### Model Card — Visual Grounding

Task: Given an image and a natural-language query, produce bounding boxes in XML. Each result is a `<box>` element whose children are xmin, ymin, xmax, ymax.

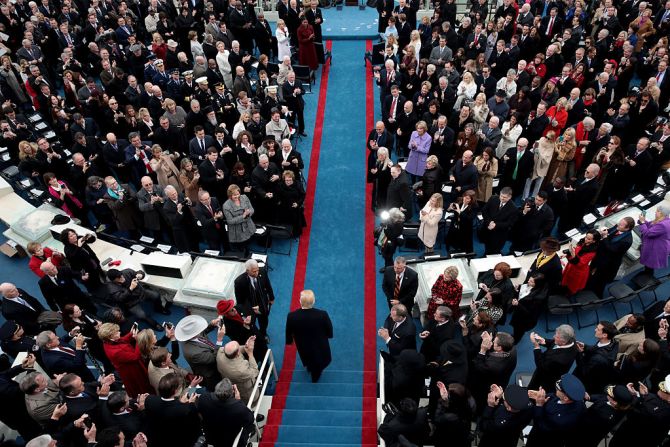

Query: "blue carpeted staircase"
<box><xmin>262</xmin><ymin>369</ymin><xmax>377</xmax><ymax>446</ymax></box>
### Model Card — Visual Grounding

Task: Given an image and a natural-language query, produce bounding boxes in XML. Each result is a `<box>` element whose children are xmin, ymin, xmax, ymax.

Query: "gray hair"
<box><xmin>245</xmin><ymin>259</ymin><xmax>259</xmax><ymax>271</ymax></box>
<box><xmin>388</xmin><ymin>207</ymin><xmax>405</xmax><ymax>223</ymax></box>
<box><xmin>555</xmin><ymin>324</ymin><xmax>575</xmax><ymax>344</ymax></box>
<box><xmin>26</xmin><ymin>435</ymin><xmax>54</xmax><ymax>447</ymax></box>
<box><xmin>600</xmin><ymin>122</ymin><xmax>613</xmax><ymax>133</ymax></box>
<box><xmin>164</xmin><ymin>185</ymin><xmax>177</xmax><ymax>194</ymax></box>
<box><xmin>36</xmin><ymin>331</ymin><xmax>53</xmax><ymax>349</ymax></box>
<box><xmin>583</xmin><ymin>117</ymin><xmax>595</xmax><ymax>129</ymax></box>
<box><xmin>214</xmin><ymin>377</ymin><xmax>235</xmax><ymax>400</ymax></box>
<box><xmin>435</xmin><ymin>306</ymin><xmax>452</xmax><ymax>320</ymax></box>
<box><xmin>19</xmin><ymin>372</ymin><xmax>42</xmax><ymax>394</ymax></box>
<box><xmin>657</xmin><ymin>205</ymin><xmax>670</xmax><ymax>217</ymax></box>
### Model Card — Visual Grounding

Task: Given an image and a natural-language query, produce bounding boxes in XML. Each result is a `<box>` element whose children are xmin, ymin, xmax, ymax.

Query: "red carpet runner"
<box><xmin>259</xmin><ymin>41</ymin><xmax>333</xmax><ymax>446</ymax></box>
<box><xmin>362</xmin><ymin>39</ymin><xmax>379</xmax><ymax>445</ymax></box>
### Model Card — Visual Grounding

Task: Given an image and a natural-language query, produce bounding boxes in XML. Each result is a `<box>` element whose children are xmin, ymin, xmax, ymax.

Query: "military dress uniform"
<box><xmin>194</xmin><ymin>84</ymin><xmax>214</xmax><ymax>109</ymax></box>
<box><xmin>479</xmin><ymin>384</ymin><xmax>534</xmax><ymax>447</ymax></box>
<box><xmin>180</xmin><ymin>72</ymin><xmax>196</xmax><ymax>106</ymax></box>
<box><xmin>166</xmin><ymin>70</ymin><xmax>183</xmax><ymax>103</ymax></box>
<box><xmin>213</xmin><ymin>88</ymin><xmax>240</xmax><ymax>129</ymax></box>
<box><xmin>567</xmin><ymin>388</ymin><xmax>631</xmax><ymax>447</ymax></box>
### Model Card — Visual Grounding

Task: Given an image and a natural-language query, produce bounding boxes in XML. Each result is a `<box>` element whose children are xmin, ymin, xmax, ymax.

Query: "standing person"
<box><xmin>304</xmin><ymin>0</ymin><xmax>323</xmax><ymax>43</ymax></box>
<box><xmin>561</xmin><ymin>230</ymin><xmax>601</xmax><ymax>295</ymax></box>
<box><xmin>386</xmin><ymin>164</ymin><xmax>413</xmax><ymax>219</ymax></box>
<box><xmin>585</xmin><ymin>217</ymin><xmax>635</xmax><ymax>296</ymax></box>
<box><xmin>297</xmin><ymin>18</ymin><xmax>318</xmax><ymax>71</ymax></box>
<box><xmin>524</xmin><ymin>237</ymin><xmax>563</xmax><ymax>294</ymax></box>
<box><xmin>446</xmin><ymin>190</ymin><xmax>477</xmax><ymax>254</ymax></box>
<box><xmin>637</xmin><ymin>206</ymin><xmax>670</xmax><ymax>274</ymax></box>
<box><xmin>405</xmin><ymin>121</ymin><xmax>432</xmax><ymax>180</ymax></box>
<box><xmin>175</xmin><ymin>315</ymin><xmax>227</xmax><ymax>391</ymax></box>
<box><xmin>480</xmin><ymin>187</ymin><xmax>518</xmax><ymax>255</ymax></box>
<box><xmin>418</xmin><ymin>193</ymin><xmax>443</xmax><ymax>254</ymax></box>
<box><xmin>509</xmin><ymin>274</ymin><xmax>549</xmax><ymax>343</ymax></box>
<box><xmin>60</xmin><ymin>228</ymin><xmax>105</xmax><ymax>293</ymax></box>
<box><xmin>285</xmin><ymin>290</ymin><xmax>333</xmax><ymax>383</ymax></box>
<box><xmin>478</xmin><ymin>384</ymin><xmax>533</xmax><ymax>447</ymax></box>
<box><xmin>382</xmin><ymin>257</ymin><xmax>419</xmax><ymax>311</ymax></box>
<box><xmin>98</xmin><ymin>323</ymin><xmax>152</xmax><ymax>398</ymax></box>
<box><xmin>379</xmin><ymin>208</ymin><xmax>406</xmax><ymax>270</ymax></box>
<box><xmin>527</xmin><ymin>325</ymin><xmax>579</xmax><ymax>392</ymax></box>
<box><xmin>222</xmin><ymin>184</ymin><xmax>256</xmax><ymax>255</ymax></box>
<box><xmin>234</xmin><ymin>259</ymin><xmax>275</xmax><ymax>340</ymax></box>
<box><xmin>474</xmin><ymin>148</ymin><xmax>498</xmax><ymax>204</ymax></box>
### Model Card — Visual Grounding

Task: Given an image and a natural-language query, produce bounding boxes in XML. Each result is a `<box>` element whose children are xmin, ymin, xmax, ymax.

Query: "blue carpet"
<box><xmin>322</xmin><ymin>6</ymin><xmax>379</xmax><ymax>40</ymax></box>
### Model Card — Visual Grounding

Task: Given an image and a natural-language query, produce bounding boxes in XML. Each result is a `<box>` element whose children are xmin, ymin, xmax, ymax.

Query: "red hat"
<box><xmin>216</xmin><ymin>299</ymin><xmax>235</xmax><ymax>315</ymax></box>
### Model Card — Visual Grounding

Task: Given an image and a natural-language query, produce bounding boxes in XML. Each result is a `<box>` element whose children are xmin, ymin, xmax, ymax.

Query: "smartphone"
<box><xmin>217</xmin><ymin>318</ymin><xmax>225</xmax><ymax>329</ymax></box>
<box><xmin>101</xmin><ymin>257</ymin><xmax>113</xmax><ymax>266</ymax></box>
<box><xmin>83</xmin><ymin>416</ymin><xmax>93</xmax><ymax>429</ymax></box>
<box><xmin>132</xmin><ymin>322</ymin><xmax>139</xmax><ymax>332</ymax></box>
<box><xmin>162</xmin><ymin>321</ymin><xmax>173</xmax><ymax>330</ymax></box>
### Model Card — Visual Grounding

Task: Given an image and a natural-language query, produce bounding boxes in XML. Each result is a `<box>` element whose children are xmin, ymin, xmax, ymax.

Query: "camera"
<box><xmin>162</xmin><ymin>321</ymin><xmax>173</xmax><ymax>330</ymax></box>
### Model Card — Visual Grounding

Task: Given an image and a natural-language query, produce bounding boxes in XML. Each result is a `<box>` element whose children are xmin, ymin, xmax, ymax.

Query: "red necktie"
<box><xmin>547</xmin><ymin>17</ymin><xmax>554</xmax><ymax>35</ymax></box>
<box><xmin>390</xmin><ymin>97</ymin><xmax>397</xmax><ymax>118</ymax></box>
<box><xmin>474</xmin><ymin>34</ymin><xmax>479</xmax><ymax>45</ymax></box>
<box><xmin>394</xmin><ymin>275</ymin><xmax>401</xmax><ymax>300</ymax></box>
<box><xmin>59</xmin><ymin>347</ymin><xmax>75</xmax><ymax>356</ymax></box>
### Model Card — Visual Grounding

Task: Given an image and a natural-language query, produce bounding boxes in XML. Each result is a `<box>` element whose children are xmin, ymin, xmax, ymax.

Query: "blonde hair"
<box><xmin>136</xmin><ymin>329</ymin><xmax>157</xmax><ymax>358</ymax></box>
<box><xmin>300</xmin><ymin>290</ymin><xmax>315</xmax><ymax>308</ymax></box>
<box><xmin>444</xmin><ymin>266</ymin><xmax>459</xmax><ymax>280</ymax></box>
<box><xmin>97</xmin><ymin>323</ymin><xmax>120</xmax><ymax>342</ymax></box>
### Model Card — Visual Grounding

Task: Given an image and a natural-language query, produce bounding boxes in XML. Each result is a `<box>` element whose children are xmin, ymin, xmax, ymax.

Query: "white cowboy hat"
<box><xmin>175</xmin><ymin>315</ymin><xmax>208</xmax><ymax>341</ymax></box>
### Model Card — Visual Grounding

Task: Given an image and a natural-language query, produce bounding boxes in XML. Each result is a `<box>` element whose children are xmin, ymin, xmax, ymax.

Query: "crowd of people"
<box><xmin>0</xmin><ymin>0</ymin><xmax>336</xmax><ymax>445</ymax></box>
<box><xmin>371</xmin><ymin>0</ymin><xmax>670</xmax><ymax>445</ymax></box>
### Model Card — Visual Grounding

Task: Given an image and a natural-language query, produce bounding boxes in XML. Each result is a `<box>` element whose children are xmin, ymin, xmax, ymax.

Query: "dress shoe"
<box><xmin>255</xmin><ymin>414</ymin><xmax>265</xmax><ymax>422</ymax></box>
<box><xmin>264</xmin><ymin>335</ymin><xmax>271</xmax><ymax>344</ymax></box>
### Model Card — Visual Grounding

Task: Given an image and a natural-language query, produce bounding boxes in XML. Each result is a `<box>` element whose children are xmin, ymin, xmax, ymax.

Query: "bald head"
<box><xmin>223</xmin><ymin>341</ymin><xmax>240</xmax><ymax>358</ymax></box>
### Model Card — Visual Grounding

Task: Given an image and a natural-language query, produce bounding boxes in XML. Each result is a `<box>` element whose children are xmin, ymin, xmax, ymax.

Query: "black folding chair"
<box><xmin>293</xmin><ymin>64</ymin><xmax>313</xmax><ymax>93</ymax></box>
<box><xmin>545</xmin><ymin>294</ymin><xmax>575</xmax><ymax>332</ymax></box>
<box><xmin>265</xmin><ymin>224</ymin><xmax>294</xmax><ymax>256</ymax></box>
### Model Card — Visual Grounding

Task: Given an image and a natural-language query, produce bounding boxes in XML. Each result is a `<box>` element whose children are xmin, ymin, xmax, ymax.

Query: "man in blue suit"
<box><xmin>37</xmin><ymin>330</ymin><xmax>95</xmax><ymax>382</ymax></box>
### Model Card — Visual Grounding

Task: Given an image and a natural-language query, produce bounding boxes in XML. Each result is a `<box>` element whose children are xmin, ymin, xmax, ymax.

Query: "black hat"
<box><xmin>0</xmin><ymin>321</ymin><xmax>18</xmax><ymax>340</ymax></box>
<box><xmin>171</xmin><ymin>68</ymin><xmax>180</xmax><ymax>75</ymax></box>
<box><xmin>606</xmin><ymin>385</ymin><xmax>634</xmax><ymax>406</ymax></box>
<box><xmin>107</xmin><ymin>268</ymin><xmax>123</xmax><ymax>281</ymax></box>
<box><xmin>495</xmin><ymin>88</ymin><xmax>507</xmax><ymax>97</ymax></box>
<box><xmin>503</xmin><ymin>384</ymin><xmax>530</xmax><ymax>411</ymax></box>
<box><xmin>214</xmin><ymin>82</ymin><xmax>225</xmax><ymax>90</ymax></box>
<box><xmin>202</xmin><ymin>106</ymin><xmax>214</xmax><ymax>114</ymax></box>
<box><xmin>51</xmin><ymin>214</ymin><xmax>71</xmax><ymax>225</ymax></box>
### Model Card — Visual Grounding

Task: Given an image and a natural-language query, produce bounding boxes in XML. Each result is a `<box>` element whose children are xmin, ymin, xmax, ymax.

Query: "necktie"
<box><xmin>59</xmin><ymin>346</ymin><xmax>75</xmax><ymax>356</ymax></box>
<box><xmin>547</xmin><ymin>17</ymin><xmax>554</xmax><ymax>35</ymax></box>
<box><xmin>394</xmin><ymin>275</ymin><xmax>401</xmax><ymax>301</ymax></box>
<box><xmin>474</xmin><ymin>34</ymin><xmax>479</xmax><ymax>45</ymax></box>
<box><xmin>200</xmin><ymin>138</ymin><xmax>205</xmax><ymax>152</ymax></box>
<box><xmin>387</xmin><ymin>71</ymin><xmax>391</xmax><ymax>84</ymax></box>
<box><xmin>513</xmin><ymin>151</ymin><xmax>523</xmax><ymax>179</ymax></box>
<box><xmin>499</xmin><ymin>201</ymin><xmax>504</xmax><ymax>210</ymax></box>
<box><xmin>197</xmin><ymin>336</ymin><xmax>216</xmax><ymax>349</ymax></box>
<box><xmin>391</xmin><ymin>97</ymin><xmax>397</xmax><ymax>118</ymax></box>
<box><xmin>658</xmin><ymin>72</ymin><xmax>663</xmax><ymax>82</ymax></box>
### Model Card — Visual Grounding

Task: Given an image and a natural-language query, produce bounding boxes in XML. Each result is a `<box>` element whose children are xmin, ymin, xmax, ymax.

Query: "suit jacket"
<box><xmin>25</xmin><ymin>382</ymin><xmax>60</xmax><ymax>426</ymax></box>
<box><xmin>193</xmin><ymin>197</ymin><xmax>225</xmax><ymax>245</ymax></box>
<box><xmin>41</xmin><ymin>340</ymin><xmax>95</xmax><ymax>382</ymax></box>
<box><xmin>197</xmin><ymin>392</ymin><xmax>255</xmax><ymax>447</ymax></box>
<box><xmin>589</xmin><ymin>228</ymin><xmax>633</xmax><ymax>280</ymax></box>
<box><xmin>189</xmin><ymin>135</ymin><xmax>216</xmax><ymax>161</ymax></box>
<box><xmin>282</xmin><ymin>80</ymin><xmax>305</xmax><ymax>112</ymax></box>
<box><xmin>182</xmin><ymin>338</ymin><xmax>220</xmax><ymax>391</ymax></box>
<box><xmin>528</xmin><ymin>339</ymin><xmax>578</xmax><ymax>391</ymax></box>
<box><xmin>1</xmin><ymin>290</ymin><xmax>45</xmax><ymax>335</ymax></box>
<box><xmin>198</xmin><ymin>157</ymin><xmax>229</xmax><ymax>197</ymax></box>
<box><xmin>144</xmin><ymin>396</ymin><xmax>201</xmax><ymax>447</ymax></box>
<box><xmin>136</xmin><ymin>185</ymin><xmax>166</xmax><ymax>231</ymax></box>
<box><xmin>383</xmin><ymin>316</ymin><xmax>417</xmax><ymax>357</ymax></box>
<box><xmin>429</xmin><ymin>45</ymin><xmax>453</xmax><ymax>65</ymax></box>
<box><xmin>382</xmin><ymin>267</ymin><xmax>419</xmax><ymax>310</ymax></box>
<box><xmin>482</xmin><ymin>197</ymin><xmax>519</xmax><ymax>236</ymax></box>
<box><xmin>476</xmin><ymin>75</ymin><xmax>498</xmax><ymax>99</ymax></box>
<box><xmin>37</xmin><ymin>267</ymin><xmax>89</xmax><ymax>312</ymax></box>
<box><xmin>216</xmin><ymin>352</ymin><xmax>259</xmax><ymax>404</ymax></box>
<box><xmin>512</xmin><ymin>204</ymin><xmax>555</xmax><ymax>252</ymax></box>
<box><xmin>419</xmin><ymin>319</ymin><xmax>457</xmax><ymax>362</ymax></box>
<box><xmin>386</xmin><ymin>171</ymin><xmax>412</xmax><ymax>214</ymax></box>
<box><xmin>471</xmin><ymin>349</ymin><xmax>517</xmax><ymax>392</ymax></box>
<box><xmin>286</xmin><ymin>307</ymin><xmax>333</xmax><ymax>372</ymax></box>
<box><xmin>643</xmin><ymin>301</ymin><xmax>670</xmax><ymax>341</ymax></box>
<box><xmin>234</xmin><ymin>272</ymin><xmax>275</xmax><ymax>317</ymax></box>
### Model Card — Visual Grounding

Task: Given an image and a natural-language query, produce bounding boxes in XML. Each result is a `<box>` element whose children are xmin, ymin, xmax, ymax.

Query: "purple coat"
<box><xmin>639</xmin><ymin>218</ymin><xmax>670</xmax><ymax>269</ymax></box>
<box><xmin>406</xmin><ymin>131</ymin><xmax>432</xmax><ymax>176</ymax></box>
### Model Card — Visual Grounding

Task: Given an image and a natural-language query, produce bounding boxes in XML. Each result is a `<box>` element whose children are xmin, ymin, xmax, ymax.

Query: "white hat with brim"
<box><xmin>175</xmin><ymin>315</ymin><xmax>209</xmax><ymax>341</ymax></box>
<box><xmin>167</xmin><ymin>39</ymin><xmax>179</xmax><ymax>48</ymax></box>
<box><xmin>196</xmin><ymin>76</ymin><xmax>208</xmax><ymax>85</ymax></box>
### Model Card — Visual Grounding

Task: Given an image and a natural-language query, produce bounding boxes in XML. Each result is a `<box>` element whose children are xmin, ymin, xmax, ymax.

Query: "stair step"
<box><xmin>263</xmin><ymin>425</ymin><xmax>363</xmax><ymax>444</ymax></box>
<box><xmin>274</xmin><ymin>382</ymin><xmax>375</xmax><ymax>397</ymax></box>
<box><xmin>271</xmin><ymin>444</ymin><xmax>378</xmax><ymax>447</ymax></box>
<box><xmin>291</xmin><ymin>369</ymin><xmax>376</xmax><ymax>383</ymax></box>
<box><xmin>267</xmin><ymin>409</ymin><xmax>377</xmax><ymax>427</ymax></box>
<box><xmin>283</xmin><ymin>395</ymin><xmax>375</xmax><ymax>410</ymax></box>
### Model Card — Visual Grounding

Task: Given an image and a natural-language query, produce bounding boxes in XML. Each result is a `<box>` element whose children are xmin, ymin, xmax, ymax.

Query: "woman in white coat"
<box><xmin>215</xmin><ymin>41</ymin><xmax>233</xmax><ymax>89</ymax></box>
<box><xmin>523</xmin><ymin>131</ymin><xmax>556</xmax><ymax>199</ymax></box>
<box><xmin>276</xmin><ymin>19</ymin><xmax>291</xmax><ymax>62</ymax></box>
<box><xmin>495</xmin><ymin>113</ymin><xmax>523</xmax><ymax>158</ymax></box>
<box><xmin>418</xmin><ymin>193</ymin><xmax>444</xmax><ymax>254</ymax></box>
<box><xmin>453</xmin><ymin>71</ymin><xmax>477</xmax><ymax>110</ymax></box>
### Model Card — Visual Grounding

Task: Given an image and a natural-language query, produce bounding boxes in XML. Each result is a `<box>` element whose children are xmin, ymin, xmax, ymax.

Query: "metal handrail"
<box><xmin>232</xmin><ymin>349</ymin><xmax>278</xmax><ymax>446</ymax></box>
<box><xmin>378</xmin><ymin>355</ymin><xmax>386</xmax><ymax>447</ymax></box>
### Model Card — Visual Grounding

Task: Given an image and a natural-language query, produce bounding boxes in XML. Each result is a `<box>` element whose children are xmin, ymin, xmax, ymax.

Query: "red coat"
<box><xmin>297</xmin><ymin>24</ymin><xmax>318</xmax><ymax>70</ymax></box>
<box><xmin>29</xmin><ymin>247</ymin><xmax>64</xmax><ymax>278</ymax></box>
<box><xmin>103</xmin><ymin>333</ymin><xmax>153</xmax><ymax>397</ymax></box>
<box><xmin>561</xmin><ymin>243</ymin><xmax>597</xmax><ymax>294</ymax></box>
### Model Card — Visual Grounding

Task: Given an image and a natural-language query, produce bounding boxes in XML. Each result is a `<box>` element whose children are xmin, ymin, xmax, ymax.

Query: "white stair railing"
<box><xmin>232</xmin><ymin>349</ymin><xmax>278</xmax><ymax>446</ymax></box>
